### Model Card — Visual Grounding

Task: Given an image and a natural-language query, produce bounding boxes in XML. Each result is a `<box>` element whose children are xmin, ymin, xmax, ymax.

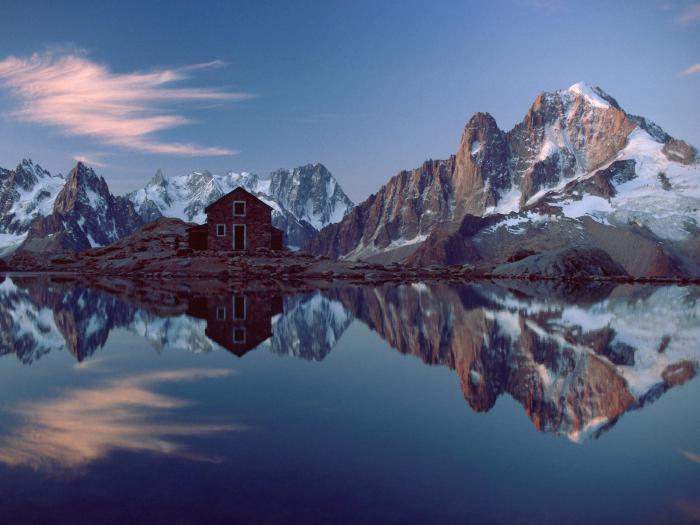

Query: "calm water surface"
<box><xmin>0</xmin><ymin>275</ymin><xmax>698</xmax><ymax>524</ymax></box>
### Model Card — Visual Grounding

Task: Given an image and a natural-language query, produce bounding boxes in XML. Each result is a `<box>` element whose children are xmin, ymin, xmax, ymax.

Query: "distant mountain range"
<box><xmin>127</xmin><ymin>163</ymin><xmax>354</xmax><ymax>248</ymax></box>
<box><xmin>0</xmin><ymin>161</ymin><xmax>354</xmax><ymax>258</ymax></box>
<box><xmin>309</xmin><ymin>82</ymin><xmax>700</xmax><ymax>277</ymax></box>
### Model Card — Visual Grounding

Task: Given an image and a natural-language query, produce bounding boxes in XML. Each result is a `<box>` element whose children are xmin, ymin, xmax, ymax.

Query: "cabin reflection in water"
<box><xmin>187</xmin><ymin>292</ymin><xmax>283</xmax><ymax>357</ymax></box>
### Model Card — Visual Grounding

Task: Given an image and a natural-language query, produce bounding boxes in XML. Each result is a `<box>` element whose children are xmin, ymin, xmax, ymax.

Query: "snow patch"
<box><xmin>470</xmin><ymin>140</ymin><xmax>482</xmax><ymax>157</ymax></box>
<box><xmin>566</xmin><ymin>82</ymin><xmax>612</xmax><ymax>109</ymax></box>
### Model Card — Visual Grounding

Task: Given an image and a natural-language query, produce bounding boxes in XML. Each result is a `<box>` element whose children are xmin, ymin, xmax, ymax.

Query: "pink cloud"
<box><xmin>0</xmin><ymin>368</ymin><xmax>243</xmax><ymax>470</ymax></box>
<box><xmin>681</xmin><ymin>63</ymin><xmax>700</xmax><ymax>76</ymax></box>
<box><xmin>0</xmin><ymin>52</ymin><xmax>248</xmax><ymax>156</ymax></box>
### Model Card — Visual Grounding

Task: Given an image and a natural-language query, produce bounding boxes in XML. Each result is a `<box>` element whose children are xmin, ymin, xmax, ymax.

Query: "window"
<box><xmin>233</xmin><ymin>327</ymin><xmax>246</xmax><ymax>344</ymax></box>
<box><xmin>233</xmin><ymin>295</ymin><xmax>246</xmax><ymax>320</ymax></box>
<box><xmin>216</xmin><ymin>224</ymin><xmax>226</xmax><ymax>237</ymax></box>
<box><xmin>233</xmin><ymin>201</ymin><xmax>246</xmax><ymax>216</ymax></box>
<box><xmin>216</xmin><ymin>306</ymin><xmax>227</xmax><ymax>320</ymax></box>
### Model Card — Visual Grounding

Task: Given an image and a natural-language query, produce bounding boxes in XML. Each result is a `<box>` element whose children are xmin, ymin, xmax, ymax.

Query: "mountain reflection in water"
<box><xmin>0</xmin><ymin>275</ymin><xmax>698</xmax><ymax>443</ymax></box>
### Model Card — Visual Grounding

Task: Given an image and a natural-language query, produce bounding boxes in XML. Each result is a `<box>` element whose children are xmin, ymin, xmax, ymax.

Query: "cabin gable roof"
<box><xmin>204</xmin><ymin>186</ymin><xmax>272</xmax><ymax>213</ymax></box>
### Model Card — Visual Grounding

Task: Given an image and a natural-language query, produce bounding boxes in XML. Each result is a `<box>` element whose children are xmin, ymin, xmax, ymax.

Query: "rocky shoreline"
<box><xmin>5</xmin><ymin>218</ymin><xmax>700</xmax><ymax>286</ymax></box>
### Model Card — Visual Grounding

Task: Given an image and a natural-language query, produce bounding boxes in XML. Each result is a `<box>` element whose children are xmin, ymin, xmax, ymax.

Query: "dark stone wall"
<box><xmin>203</xmin><ymin>293</ymin><xmax>282</xmax><ymax>356</ymax></box>
<box><xmin>206</xmin><ymin>188</ymin><xmax>273</xmax><ymax>251</ymax></box>
<box><xmin>271</xmin><ymin>227</ymin><xmax>284</xmax><ymax>251</ymax></box>
<box><xmin>187</xmin><ymin>224</ymin><xmax>208</xmax><ymax>250</ymax></box>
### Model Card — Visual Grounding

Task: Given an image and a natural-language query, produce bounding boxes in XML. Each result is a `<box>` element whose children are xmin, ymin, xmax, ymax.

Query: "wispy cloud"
<box><xmin>0</xmin><ymin>368</ymin><xmax>244</xmax><ymax>471</ymax></box>
<box><xmin>73</xmin><ymin>153</ymin><xmax>108</xmax><ymax>168</ymax></box>
<box><xmin>680</xmin><ymin>63</ymin><xmax>700</xmax><ymax>76</ymax></box>
<box><xmin>0</xmin><ymin>52</ymin><xmax>248</xmax><ymax>156</ymax></box>
<box><xmin>676</xmin><ymin>2</ymin><xmax>700</xmax><ymax>25</ymax></box>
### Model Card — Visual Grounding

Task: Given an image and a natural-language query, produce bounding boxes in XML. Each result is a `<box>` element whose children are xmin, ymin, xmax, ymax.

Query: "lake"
<box><xmin>0</xmin><ymin>275</ymin><xmax>698</xmax><ymax>524</ymax></box>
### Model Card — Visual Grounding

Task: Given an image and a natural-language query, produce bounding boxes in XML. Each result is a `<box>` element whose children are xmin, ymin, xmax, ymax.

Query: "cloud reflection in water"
<box><xmin>0</xmin><ymin>368</ymin><xmax>242</xmax><ymax>471</ymax></box>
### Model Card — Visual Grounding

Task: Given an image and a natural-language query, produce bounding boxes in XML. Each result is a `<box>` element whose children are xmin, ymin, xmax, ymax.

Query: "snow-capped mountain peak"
<box><xmin>564</xmin><ymin>81</ymin><xmax>615</xmax><ymax>109</ymax></box>
<box><xmin>0</xmin><ymin>159</ymin><xmax>65</xmax><ymax>256</ymax></box>
<box><xmin>128</xmin><ymin>169</ymin><xmax>265</xmax><ymax>224</ymax></box>
<box><xmin>268</xmin><ymin>163</ymin><xmax>355</xmax><ymax>230</ymax></box>
<box><xmin>311</xmin><ymin>83</ymin><xmax>700</xmax><ymax>276</ymax></box>
<box><xmin>12</xmin><ymin>162</ymin><xmax>143</xmax><ymax>255</ymax></box>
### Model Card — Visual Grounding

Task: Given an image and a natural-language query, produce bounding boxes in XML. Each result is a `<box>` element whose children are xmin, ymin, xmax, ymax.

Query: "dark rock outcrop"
<box><xmin>662</xmin><ymin>139</ymin><xmax>697</xmax><ymax>165</ymax></box>
<box><xmin>493</xmin><ymin>247</ymin><xmax>628</xmax><ymax>278</ymax></box>
<box><xmin>567</xmin><ymin>160</ymin><xmax>636</xmax><ymax>200</ymax></box>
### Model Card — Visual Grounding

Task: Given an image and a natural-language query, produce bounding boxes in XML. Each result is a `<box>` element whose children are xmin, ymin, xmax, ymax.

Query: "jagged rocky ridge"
<box><xmin>127</xmin><ymin>163</ymin><xmax>354</xmax><ymax>248</ymax></box>
<box><xmin>309</xmin><ymin>83</ymin><xmax>700</xmax><ymax>277</ymax></box>
<box><xmin>2</xmin><ymin>162</ymin><xmax>143</xmax><ymax>258</ymax></box>
<box><xmin>19</xmin><ymin>162</ymin><xmax>143</xmax><ymax>254</ymax></box>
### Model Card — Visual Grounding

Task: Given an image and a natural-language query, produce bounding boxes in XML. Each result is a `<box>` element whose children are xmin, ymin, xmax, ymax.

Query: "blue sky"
<box><xmin>0</xmin><ymin>0</ymin><xmax>698</xmax><ymax>201</ymax></box>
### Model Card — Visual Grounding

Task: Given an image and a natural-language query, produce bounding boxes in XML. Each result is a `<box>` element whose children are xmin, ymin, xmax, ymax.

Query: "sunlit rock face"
<box><xmin>310</xmin><ymin>83</ymin><xmax>700</xmax><ymax>275</ymax></box>
<box><xmin>326</xmin><ymin>282</ymin><xmax>700</xmax><ymax>441</ymax></box>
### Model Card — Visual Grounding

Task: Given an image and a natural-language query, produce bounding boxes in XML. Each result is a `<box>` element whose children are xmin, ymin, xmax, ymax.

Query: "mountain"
<box><xmin>0</xmin><ymin>159</ymin><xmax>65</xmax><ymax>258</ymax></box>
<box><xmin>127</xmin><ymin>163</ymin><xmax>354</xmax><ymax>249</ymax></box>
<box><xmin>309</xmin><ymin>83</ymin><xmax>700</xmax><ymax>276</ymax></box>
<box><xmin>11</xmin><ymin>162</ymin><xmax>142</xmax><ymax>258</ymax></box>
<box><xmin>267</xmin><ymin>164</ymin><xmax>355</xmax><ymax>230</ymax></box>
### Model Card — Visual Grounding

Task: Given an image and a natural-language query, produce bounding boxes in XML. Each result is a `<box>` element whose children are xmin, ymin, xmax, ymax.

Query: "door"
<box><xmin>233</xmin><ymin>224</ymin><xmax>246</xmax><ymax>250</ymax></box>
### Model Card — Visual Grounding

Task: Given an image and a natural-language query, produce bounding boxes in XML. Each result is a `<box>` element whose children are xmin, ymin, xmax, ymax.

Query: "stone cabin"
<box><xmin>187</xmin><ymin>187</ymin><xmax>284</xmax><ymax>252</ymax></box>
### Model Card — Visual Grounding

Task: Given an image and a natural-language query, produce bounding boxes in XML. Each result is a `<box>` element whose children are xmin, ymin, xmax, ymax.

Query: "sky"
<box><xmin>0</xmin><ymin>0</ymin><xmax>698</xmax><ymax>202</ymax></box>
